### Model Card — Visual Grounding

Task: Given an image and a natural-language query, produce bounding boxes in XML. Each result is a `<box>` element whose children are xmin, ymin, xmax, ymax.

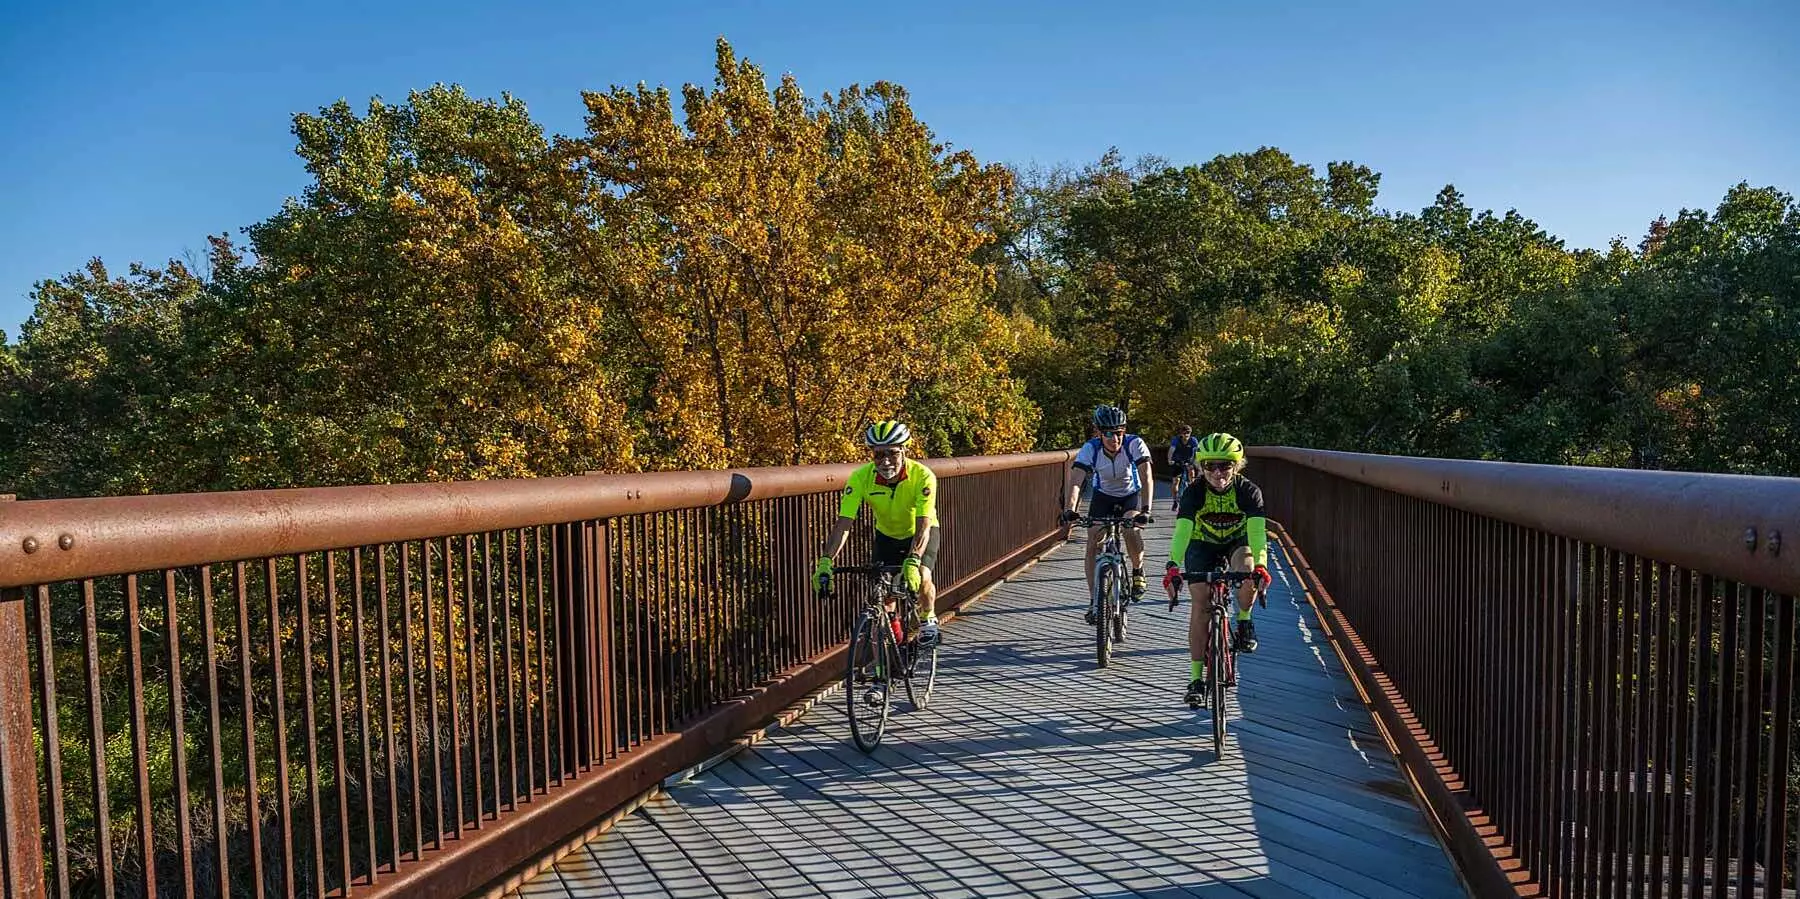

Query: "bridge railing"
<box><xmin>1250</xmin><ymin>446</ymin><xmax>1800</xmax><ymax>898</ymax></box>
<box><xmin>0</xmin><ymin>450</ymin><xmax>1072</xmax><ymax>899</ymax></box>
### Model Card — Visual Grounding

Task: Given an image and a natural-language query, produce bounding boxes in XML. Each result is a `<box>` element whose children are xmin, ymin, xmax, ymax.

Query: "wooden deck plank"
<box><xmin>514</xmin><ymin>497</ymin><xmax>1467</xmax><ymax>898</ymax></box>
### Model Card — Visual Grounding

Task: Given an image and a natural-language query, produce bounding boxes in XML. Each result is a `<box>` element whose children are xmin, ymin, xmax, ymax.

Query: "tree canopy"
<box><xmin>5</xmin><ymin>43</ymin><xmax>1798</xmax><ymax>498</ymax></box>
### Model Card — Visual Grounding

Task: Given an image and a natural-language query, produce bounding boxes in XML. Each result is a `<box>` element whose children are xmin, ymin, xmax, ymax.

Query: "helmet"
<box><xmin>1091</xmin><ymin>405</ymin><xmax>1127</xmax><ymax>430</ymax></box>
<box><xmin>864</xmin><ymin>419</ymin><xmax>912</xmax><ymax>448</ymax></box>
<box><xmin>1195</xmin><ymin>432</ymin><xmax>1244</xmax><ymax>462</ymax></box>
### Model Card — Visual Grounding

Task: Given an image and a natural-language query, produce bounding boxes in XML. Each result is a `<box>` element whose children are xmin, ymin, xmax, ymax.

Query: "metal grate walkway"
<box><xmin>513</xmin><ymin>511</ymin><xmax>1467</xmax><ymax>898</ymax></box>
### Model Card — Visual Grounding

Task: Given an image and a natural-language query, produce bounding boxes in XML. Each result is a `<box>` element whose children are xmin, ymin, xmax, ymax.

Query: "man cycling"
<box><xmin>1160</xmin><ymin>432</ymin><xmax>1272</xmax><ymax>706</ymax></box>
<box><xmin>1060</xmin><ymin>404</ymin><xmax>1154</xmax><ymax>617</ymax></box>
<box><xmin>1168</xmin><ymin>424</ymin><xmax>1200</xmax><ymax>512</ymax></box>
<box><xmin>815</xmin><ymin>419</ymin><xmax>942</xmax><ymax>648</ymax></box>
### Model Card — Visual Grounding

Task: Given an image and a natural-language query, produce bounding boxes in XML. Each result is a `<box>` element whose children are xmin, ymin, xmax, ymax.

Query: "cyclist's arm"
<box><xmin>1064</xmin><ymin>463</ymin><xmax>1092</xmax><ymax>513</ymax></box>
<box><xmin>819</xmin><ymin>517</ymin><xmax>854</xmax><ymax>561</ymax></box>
<box><xmin>1168</xmin><ymin>487</ymin><xmax>1202</xmax><ymax>565</ymax></box>
<box><xmin>909</xmin><ymin>517</ymin><xmax>932</xmax><ymax>558</ymax></box>
<box><xmin>910</xmin><ymin>470</ymin><xmax>938</xmax><ymax>559</ymax></box>
<box><xmin>1134</xmin><ymin>458</ymin><xmax>1154</xmax><ymax>512</ymax></box>
<box><xmin>1239</xmin><ymin>480</ymin><xmax>1269</xmax><ymax>567</ymax></box>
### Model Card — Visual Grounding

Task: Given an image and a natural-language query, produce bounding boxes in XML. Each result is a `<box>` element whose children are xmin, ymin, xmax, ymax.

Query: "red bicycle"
<box><xmin>1168</xmin><ymin>567</ymin><xmax>1265</xmax><ymax>754</ymax></box>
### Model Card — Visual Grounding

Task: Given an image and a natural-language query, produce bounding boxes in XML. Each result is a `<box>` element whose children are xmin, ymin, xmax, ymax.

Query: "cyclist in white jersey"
<box><xmin>1059</xmin><ymin>404</ymin><xmax>1154</xmax><ymax>618</ymax></box>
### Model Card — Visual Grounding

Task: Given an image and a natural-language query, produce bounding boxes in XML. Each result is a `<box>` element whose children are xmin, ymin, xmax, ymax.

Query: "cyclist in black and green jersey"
<box><xmin>815</xmin><ymin>419</ymin><xmax>943</xmax><ymax>648</ymax></box>
<box><xmin>1159</xmin><ymin>432</ymin><xmax>1273</xmax><ymax>705</ymax></box>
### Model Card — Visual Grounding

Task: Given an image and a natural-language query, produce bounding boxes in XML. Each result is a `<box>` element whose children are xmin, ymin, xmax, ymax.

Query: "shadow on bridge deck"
<box><xmin>512</xmin><ymin>497</ymin><xmax>1467</xmax><ymax>899</ymax></box>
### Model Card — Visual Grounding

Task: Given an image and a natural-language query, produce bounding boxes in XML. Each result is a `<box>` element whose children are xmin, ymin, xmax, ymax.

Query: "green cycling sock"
<box><xmin>1190</xmin><ymin>660</ymin><xmax>1204</xmax><ymax>681</ymax></box>
<box><xmin>1237</xmin><ymin>608</ymin><xmax>1252</xmax><ymax>622</ymax></box>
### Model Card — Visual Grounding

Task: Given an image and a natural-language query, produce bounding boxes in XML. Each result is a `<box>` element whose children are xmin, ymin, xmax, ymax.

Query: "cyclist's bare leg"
<box><xmin>918</xmin><ymin>569</ymin><xmax>937</xmax><ymax>619</ymax></box>
<box><xmin>1228</xmin><ymin>548</ymin><xmax>1255</xmax><ymax>614</ymax></box>
<box><xmin>1083</xmin><ymin>524</ymin><xmax>1104</xmax><ymax>600</ymax></box>
<box><xmin>1123</xmin><ymin>526</ymin><xmax>1146</xmax><ymax>573</ymax></box>
<box><xmin>1186</xmin><ymin>581</ymin><xmax>1209</xmax><ymax>660</ymax></box>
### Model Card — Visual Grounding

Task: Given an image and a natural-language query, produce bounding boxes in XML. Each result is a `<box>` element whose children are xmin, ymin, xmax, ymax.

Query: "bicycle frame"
<box><xmin>1073</xmin><ymin>514</ymin><xmax>1141</xmax><ymax>667</ymax></box>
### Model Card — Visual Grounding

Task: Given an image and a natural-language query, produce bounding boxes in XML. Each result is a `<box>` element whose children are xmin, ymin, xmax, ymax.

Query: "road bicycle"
<box><xmin>1070</xmin><ymin>514</ymin><xmax>1150</xmax><ymax>668</ymax></box>
<box><xmin>1168</xmin><ymin>567</ymin><xmax>1265</xmax><ymax>754</ymax></box>
<box><xmin>819</xmin><ymin>563</ymin><xmax>939</xmax><ymax>752</ymax></box>
<box><xmin>1170</xmin><ymin>464</ymin><xmax>1194</xmax><ymax>512</ymax></box>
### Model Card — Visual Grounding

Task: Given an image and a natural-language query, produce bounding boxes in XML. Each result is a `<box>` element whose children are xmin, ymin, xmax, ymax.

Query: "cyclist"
<box><xmin>815</xmin><ymin>419</ymin><xmax>943</xmax><ymax>648</ymax></box>
<box><xmin>1059</xmin><ymin>404</ymin><xmax>1154</xmax><ymax>617</ymax></box>
<box><xmin>1168</xmin><ymin>424</ymin><xmax>1199</xmax><ymax>512</ymax></box>
<box><xmin>1159</xmin><ymin>432</ymin><xmax>1272</xmax><ymax>706</ymax></box>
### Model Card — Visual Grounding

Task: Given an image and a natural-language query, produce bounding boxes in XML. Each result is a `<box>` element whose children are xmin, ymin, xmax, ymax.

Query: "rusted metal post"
<box><xmin>0</xmin><ymin>584</ymin><xmax>46</xmax><ymax>899</ymax></box>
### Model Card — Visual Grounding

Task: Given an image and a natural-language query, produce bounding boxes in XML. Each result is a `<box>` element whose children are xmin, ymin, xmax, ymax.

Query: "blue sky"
<box><xmin>2</xmin><ymin>0</ymin><xmax>1795</xmax><ymax>339</ymax></box>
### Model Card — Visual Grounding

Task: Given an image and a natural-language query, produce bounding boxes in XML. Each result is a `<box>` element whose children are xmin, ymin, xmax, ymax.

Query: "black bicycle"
<box><xmin>820</xmin><ymin>564</ymin><xmax>939</xmax><ymax>751</ymax></box>
<box><xmin>1069</xmin><ymin>513</ymin><xmax>1149</xmax><ymax>668</ymax></box>
<box><xmin>1168</xmin><ymin>568</ymin><xmax>1265</xmax><ymax>754</ymax></box>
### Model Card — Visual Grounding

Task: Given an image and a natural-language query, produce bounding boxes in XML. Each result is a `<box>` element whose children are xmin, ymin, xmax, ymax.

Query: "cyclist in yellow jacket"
<box><xmin>1160</xmin><ymin>433</ymin><xmax>1272</xmax><ymax>706</ymax></box>
<box><xmin>814</xmin><ymin>420</ymin><xmax>942</xmax><ymax>648</ymax></box>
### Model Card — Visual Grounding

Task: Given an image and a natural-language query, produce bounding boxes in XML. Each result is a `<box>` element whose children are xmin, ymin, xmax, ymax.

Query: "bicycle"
<box><xmin>819</xmin><ymin>563</ymin><xmax>939</xmax><ymax>752</ymax></box>
<box><xmin>1167</xmin><ymin>567</ymin><xmax>1266</xmax><ymax>754</ymax></box>
<box><xmin>1170</xmin><ymin>464</ymin><xmax>1194</xmax><ymax>512</ymax></box>
<box><xmin>1069</xmin><ymin>514</ymin><xmax>1150</xmax><ymax>668</ymax></box>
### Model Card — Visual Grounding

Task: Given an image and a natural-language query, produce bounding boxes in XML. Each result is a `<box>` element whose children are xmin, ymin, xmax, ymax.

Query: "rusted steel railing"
<box><xmin>0</xmin><ymin>450</ymin><xmax>1072</xmax><ymax>899</ymax></box>
<box><xmin>1250</xmin><ymin>446</ymin><xmax>1800</xmax><ymax>898</ymax></box>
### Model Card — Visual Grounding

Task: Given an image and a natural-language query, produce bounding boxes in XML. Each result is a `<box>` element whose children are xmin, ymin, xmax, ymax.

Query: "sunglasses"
<box><xmin>872</xmin><ymin>449</ymin><xmax>903</xmax><ymax>460</ymax></box>
<box><xmin>1201</xmin><ymin>461</ymin><xmax>1234</xmax><ymax>473</ymax></box>
<box><xmin>1101</xmin><ymin>429</ymin><xmax>1126</xmax><ymax>438</ymax></box>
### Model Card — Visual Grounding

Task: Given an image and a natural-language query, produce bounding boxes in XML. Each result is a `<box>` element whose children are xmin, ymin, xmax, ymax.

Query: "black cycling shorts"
<box><xmin>1088</xmin><ymin>489</ymin><xmax>1145</xmax><ymax>524</ymax></box>
<box><xmin>1183</xmin><ymin>538</ymin><xmax>1251</xmax><ymax>582</ymax></box>
<box><xmin>874</xmin><ymin>526</ymin><xmax>941</xmax><ymax>572</ymax></box>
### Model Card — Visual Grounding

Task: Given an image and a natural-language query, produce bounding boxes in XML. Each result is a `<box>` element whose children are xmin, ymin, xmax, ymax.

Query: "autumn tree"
<box><xmin>565</xmin><ymin>40</ymin><xmax>1031</xmax><ymax>467</ymax></box>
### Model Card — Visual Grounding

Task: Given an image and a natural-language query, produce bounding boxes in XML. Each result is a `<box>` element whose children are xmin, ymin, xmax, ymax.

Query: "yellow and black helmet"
<box><xmin>864</xmin><ymin>419</ymin><xmax>912</xmax><ymax>448</ymax></box>
<box><xmin>1195</xmin><ymin>432</ymin><xmax>1244</xmax><ymax>462</ymax></box>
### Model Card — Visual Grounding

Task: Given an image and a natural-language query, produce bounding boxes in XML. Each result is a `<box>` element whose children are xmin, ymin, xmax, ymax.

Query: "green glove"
<box><xmin>901</xmin><ymin>555</ymin><xmax>923</xmax><ymax>593</ymax></box>
<box><xmin>813</xmin><ymin>556</ymin><xmax>834</xmax><ymax>591</ymax></box>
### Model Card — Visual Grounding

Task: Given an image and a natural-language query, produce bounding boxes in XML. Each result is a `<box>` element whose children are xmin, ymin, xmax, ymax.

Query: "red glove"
<box><xmin>1253</xmin><ymin>564</ymin><xmax>1272</xmax><ymax>589</ymax></box>
<box><xmin>1162</xmin><ymin>562</ymin><xmax>1184</xmax><ymax>598</ymax></box>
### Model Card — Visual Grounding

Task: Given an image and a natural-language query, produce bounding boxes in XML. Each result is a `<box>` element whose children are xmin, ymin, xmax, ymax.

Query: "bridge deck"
<box><xmin>512</xmin><ymin>512</ymin><xmax>1466</xmax><ymax>898</ymax></box>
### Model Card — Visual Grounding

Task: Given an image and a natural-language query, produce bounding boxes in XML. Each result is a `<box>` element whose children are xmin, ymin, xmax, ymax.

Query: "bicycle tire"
<box><xmin>847</xmin><ymin>613</ymin><xmax>894</xmax><ymax>752</ymax></box>
<box><xmin>910</xmin><ymin>636</ymin><xmax>938</xmax><ymax>711</ymax></box>
<box><xmin>1113</xmin><ymin>589</ymin><xmax>1128</xmax><ymax>644</ymax></box>
<box><xmin>1094</xmin><ymin>559</ymin><xmax>1117</xmax><ymax>668</ymax></box>
<box><xmin>1209</xmin><ymin>605</ymin><xmax>1227</xmax><ymax>754</ymax></box>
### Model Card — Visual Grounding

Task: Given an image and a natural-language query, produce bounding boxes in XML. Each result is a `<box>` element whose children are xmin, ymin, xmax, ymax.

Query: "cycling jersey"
<box><xmin>1073</xmin><ymin>434</ymin><xmax>1151</xmax><ymax>498</ymax></box>
<box><xmin>1169</xmin><ymin>474</ymin><xmax>1268</xmax><ymax>567</ymax></box>
<box><xmin>839</xmin><ymin>458</ymin><xmax>939</xmax><ymax>540</ymax></box>
<box><xmin>1169</xmin><ymin>435</ymin><xmax>1200</xmax><ymax>466</ymax></box>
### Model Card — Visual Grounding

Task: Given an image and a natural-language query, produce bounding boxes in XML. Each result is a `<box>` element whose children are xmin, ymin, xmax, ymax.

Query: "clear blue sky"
<box><xmin>3</xmin><ymin>0</ymin><xmax>1796</xmax><ymax>340</ymax></box>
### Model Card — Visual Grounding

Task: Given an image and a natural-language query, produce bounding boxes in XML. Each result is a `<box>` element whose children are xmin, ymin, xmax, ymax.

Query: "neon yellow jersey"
<box><xmin>838</xmin><ymin>459</ymin><xmax>939</xmax><ymax>540</ymax></box>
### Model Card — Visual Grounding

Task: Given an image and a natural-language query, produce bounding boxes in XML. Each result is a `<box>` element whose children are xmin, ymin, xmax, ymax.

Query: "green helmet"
<box><xmin>864</xmin><ymin>419</ymin><xmax>912</xmax><ymax>448</ymax></box>
<box><xmin>1195</xmin><ymin>432</ymin><xmax>1244</xmax><ymax>462</ymax></box>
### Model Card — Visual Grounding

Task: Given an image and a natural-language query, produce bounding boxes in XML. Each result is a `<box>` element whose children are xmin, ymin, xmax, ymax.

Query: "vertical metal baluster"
<box><xmin>35</xmin><ymin>586</ymin><xmax>69</xmax><ymax>899</ymax></box>
<box><xmin>483</xmin><ymin>532</ymin><xmax>500</xmax><ymax>820</ymax></box>
<box><xmin>234</xmin><ymin>563</ymin><xmax>264</xmax><ymax>899</ymax></box>
<box><xmin>351</xmin><ymin>548</ymin><xmax>378</xmax><ymax>884</ymax></box>
<box><xmin>400</xmin><ymin>544</ymin><xmax>423</xmax><ymax>860</ymax></box>
<box><xmin>82</xmin><ymin>581</ymin><xmax>115</xmax><ymax>897</ymax></box>
<box><xmin>162</xmin><ymin>570</ymin><xmax>194</xmax><ymax>899</ymax></box>
<box><xmin>502</xmin><ymin>531</ymin><xmax>518</xmax><ymax>812</ymax></box>
<box><xmin>325</xmin><ymin>553</ymin><xmax>352</xmax><ymax>893</ymax></box>
<box><xmin>376</xmin><ymin>544</ymin><xmax>402</xmax><ymax>872</ymax></box>
<box><xmin>123</xmin><ymin>575</ymin><xmax>158</xmax><ymax>899</ymax></box>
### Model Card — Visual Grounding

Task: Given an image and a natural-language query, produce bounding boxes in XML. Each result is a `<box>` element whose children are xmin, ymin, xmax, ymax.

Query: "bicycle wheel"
<box><xmin>1208</xmin><ymin>606</ymin><xmax>1227</xmax><ymax>754</ymax></box>
<box><xmin>1113</xmin><ymin>586</ymin><xmax>1128</xmax><ymax>645</ymax></box>
<box><xmin>907</xmin><ymin>630</ymin><xmax>938</xmax><ymax>711</ymax></box>
<box><xmin>1094</xmin><ymin>560</ymin><xmax>1117</xmax><ymax>668</ymax></box>
<box><xmin>846</xmin><ymin>612</ymin><xmax>894</xmax><ymax>752</ymax></box>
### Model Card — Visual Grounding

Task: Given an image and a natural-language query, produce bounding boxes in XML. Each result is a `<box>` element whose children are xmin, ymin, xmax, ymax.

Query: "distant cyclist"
<box><xmin>1060</xmin><ymin>404</ymin><xmax>1154</xmax><ymax>615</ymax></box>
<box><xmin>815</xmin><ymin>420</ymin><xmax>942</xmax><ymax>648</ymax></box>
<box><xmin>1160</xmin><ymin>432</ymin><xmax>1272</xmax><ymax>706</ymax></box>
<box><xmin>1167</xmin><ymin>424</ymin><xmax>1199</xmax><ymax>512</ymax></box>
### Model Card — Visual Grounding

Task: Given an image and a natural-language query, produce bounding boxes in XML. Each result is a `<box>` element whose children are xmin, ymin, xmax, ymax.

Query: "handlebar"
<box><xmin>815</xmin><ymin>563</ymin><xmax>909</xmax><ymax>599</ymax></box>
<box><xmin>1063</xmin><ymin>514</ymin><xmax>1153</xmax><ymax>529</ymax></box>
<box><xmin>1164</xmin><ymin>568</ymin><xmax>1268</xmax><ymax>610</ymax></box>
